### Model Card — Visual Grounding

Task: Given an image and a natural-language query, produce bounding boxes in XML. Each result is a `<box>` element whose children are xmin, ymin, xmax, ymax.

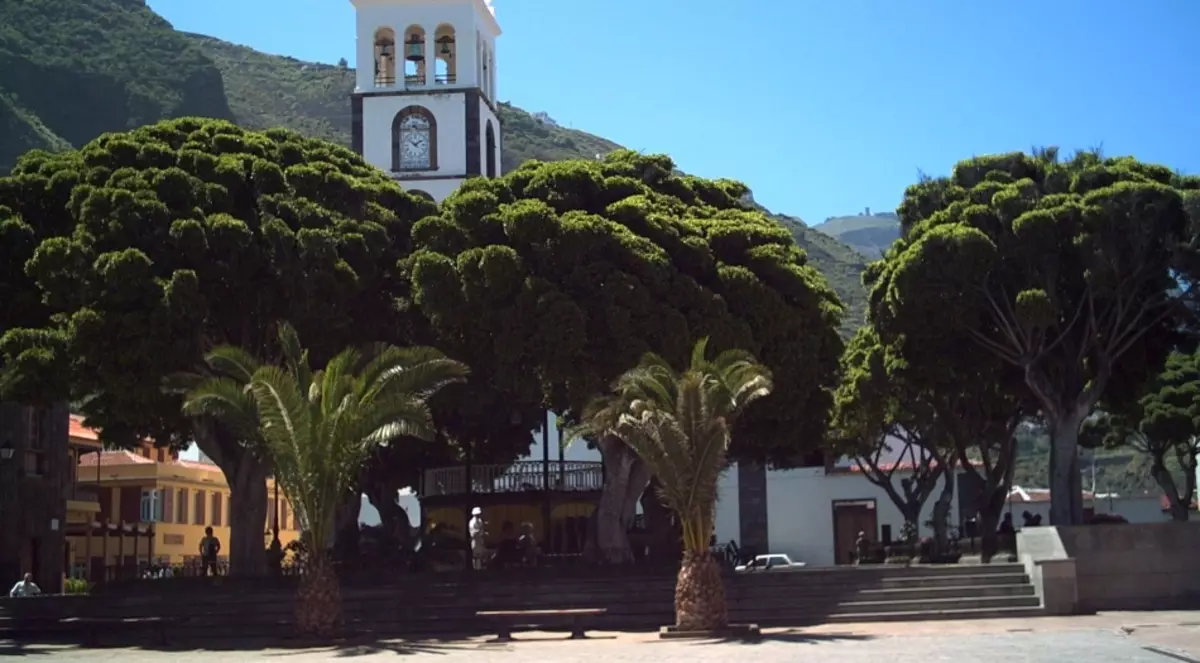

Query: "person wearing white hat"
<box><xmin>468</xmin><ymin>506</ymin><xmax>487</xmax><ymax>570</ymax></box>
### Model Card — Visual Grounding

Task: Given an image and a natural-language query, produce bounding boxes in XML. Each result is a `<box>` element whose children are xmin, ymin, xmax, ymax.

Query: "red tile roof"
<box><xmin>1007</xmin><ymin>488</ymin><xmax>1099</xmax><ymax>503</ymax></box>
<box><xmin>829</xmin><ymin>460</ymin><xmax>919</xmax><ymax>475</ymax></box>
<box><xmin>68</xmin><ymin>414</ymin><xmax>99</xmax><ymax>442</ymax></box>
<box><xmin>78</xmin><ymin>449</ymin><xmax>155</xmax><ymax>467</ymax></box>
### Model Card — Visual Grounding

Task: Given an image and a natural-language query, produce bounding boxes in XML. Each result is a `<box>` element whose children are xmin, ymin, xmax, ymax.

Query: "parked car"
<box><xmin>734</xmin><ymin>553</ymin><xmax>806</xmax><ymax>572</ymax></box>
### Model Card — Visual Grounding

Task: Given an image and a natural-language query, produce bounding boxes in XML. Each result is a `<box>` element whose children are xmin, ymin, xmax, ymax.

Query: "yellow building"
<box><xmin>67</xmin><ymin>415</ymin><xmax>299</xmax><ymax>579</ymax></box>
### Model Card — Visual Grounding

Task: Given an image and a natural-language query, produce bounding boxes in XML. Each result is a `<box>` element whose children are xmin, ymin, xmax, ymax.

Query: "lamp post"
<box><xmin>266</xmin><ymin>475</ymin><xmax>283</xmax><ymax>576</ymax></box>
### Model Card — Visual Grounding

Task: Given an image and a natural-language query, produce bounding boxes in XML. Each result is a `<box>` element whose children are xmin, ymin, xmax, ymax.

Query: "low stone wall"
<box><xmin>1019</xmin><ymin>522</ymin><xmax>1200</xmax><ymax>614</ymax></box>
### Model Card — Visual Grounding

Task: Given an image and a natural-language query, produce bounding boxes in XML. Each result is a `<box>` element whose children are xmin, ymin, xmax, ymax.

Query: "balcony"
<box><xmin>421</xmin><ymin>461</ymin><xmax>603</xmax><ymax>497</ymax></box>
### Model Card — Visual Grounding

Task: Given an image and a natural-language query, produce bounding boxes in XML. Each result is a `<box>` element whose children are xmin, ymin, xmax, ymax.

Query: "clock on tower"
<box><xmin>349</xmin><ymin>0</ymin><xmax>502</xmax><ymax>203</ymax></box>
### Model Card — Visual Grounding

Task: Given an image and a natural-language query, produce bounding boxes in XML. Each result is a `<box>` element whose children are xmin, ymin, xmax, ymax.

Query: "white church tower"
<box><xmin>349</xmin><ymin>0</ymin><xmax>502</xmax><ymax>203</ymax></box>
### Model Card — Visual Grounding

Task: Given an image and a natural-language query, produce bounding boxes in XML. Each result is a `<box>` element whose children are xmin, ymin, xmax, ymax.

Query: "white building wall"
<box><xmin>362</xmin><ymin>93</ymin><xmax>467</xmax><ymax>177</ymax></box>
<box><xmin>1014</xmin><ymin>495</ymin><xmax>1168</xmax><ymax>526</ymax></box>
<box><xmin>715</xmin><ymin>462</ymin><xmax>961</xmax><ymax>568</ymax></box>
<box><xmin>399</xmin><ymin>178</ymin><xmax>466</xmax><ymax>203</ymax></box>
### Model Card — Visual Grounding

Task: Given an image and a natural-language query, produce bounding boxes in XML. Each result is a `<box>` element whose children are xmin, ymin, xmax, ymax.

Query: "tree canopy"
<box><xmin>866</xmin><ymin>149</ymin><xmax>1195</xmax><ymax>524</ymax></box>
<box><xmin>404</xmin><ymin>150</ymin><xmax>845</xmax><ymax>464</ymax></box>
<box><xmin>0</xmin><ymin>117</ymin><xmax>436</xmax><ymax>572</ymax></box>
<box><xmin>1084</xmin><ymin>350</ymin><xmax>1200</xmax><ymax>520</ymax></box>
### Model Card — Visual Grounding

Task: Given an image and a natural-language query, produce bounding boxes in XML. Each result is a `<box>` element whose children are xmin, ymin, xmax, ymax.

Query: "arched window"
<box><xmin>434</xmin><ymin>24</ymin><xmax>457</xmax><ymax>84</ymax></box>
<box><xmin>408</xmin><ymin>189</ymin><xmax>435</xmax><ymax>202</ymax></box>
<box><xmin>392</xmin><ymin>106</ymin><xmax>437</xmax><ymax>171</ymax></box>
<box><xmin>373</xmin><ymin>27</ymin><xmax>396</xmax><ymax>87</ymax></box>
<box><xmin>402</xmin><ymin>25</ymin><xmax>427</xmax><ymax>85</ymax></box>
<box><xmin>485</xmin><ymin>120</ymin><xmax>497</xmax><ymax>178</ymax></box>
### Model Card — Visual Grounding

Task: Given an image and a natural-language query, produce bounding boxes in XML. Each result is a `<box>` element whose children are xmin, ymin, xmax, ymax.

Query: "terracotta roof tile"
<box><xmin>78</xmin><ymin>449</ymin><xmax>155</xmax><ymax>467</ymax></box>
<box><xmin>68</xmin><ymin>415</ymin><xmax>99</xmax><ymax>442</ymax></box>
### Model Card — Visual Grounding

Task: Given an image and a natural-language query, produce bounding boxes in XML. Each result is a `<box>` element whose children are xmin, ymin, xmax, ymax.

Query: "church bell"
<box><xmin>437</xmin><ymin>35</ymin><xmax>454</xmax><ymax>57</ymax></box>
<box><xmin>405</xmin><ymin>33</ymin><xmax>425</xmax><ymax>62</ymax></box>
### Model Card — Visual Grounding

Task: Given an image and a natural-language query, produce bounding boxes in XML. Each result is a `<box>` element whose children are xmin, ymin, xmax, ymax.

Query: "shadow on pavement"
<box><xmin>708</xmin><ymin>629</ymin><xmax>875</xmax><ymax>645</ymax></box>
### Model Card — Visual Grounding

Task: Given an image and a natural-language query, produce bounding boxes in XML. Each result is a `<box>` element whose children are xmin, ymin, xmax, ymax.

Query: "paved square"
<box><xmin>7</xmin><ymin>613</ymin><xmax>1200</xmax><ymax>662</ymax></box>
<box><xmin>1</xmin><ymin>629</ymin><xmax>1195</xmax><ymax>663</ymax></box>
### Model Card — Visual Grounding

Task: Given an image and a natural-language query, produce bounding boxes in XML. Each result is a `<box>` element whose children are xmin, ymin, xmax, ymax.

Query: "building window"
<box><xmin>194</xmin><ymin>490</ymin><xmax>206</xmax><ymax>525</ymax></box>
<box><xmin>280</xmin><ymin>501</ymin><xmax>289</xmax><ymax>531</ymax></box>
<box><xmin>162</xmin><ymin>488</ymin><xmax>175</xmax><ymax>524</ymax></box>
<box><xmin>22</xmin><ymin>450</ymin><xmax>46</xmax><ymax>476</ymax></box>
<box><xmin>485</xmin><ymin>120</ymin><xmax>497</xmax><ymax>178</ymax></box>
<box><xmin>268</xmin><ymin>499</ymin><xmax>277</xmax><ymax>531</ymax></box>
<box><xmin>176</xmin><ymin>488</ymin><xmax>188</xmax><ymax>524</ymax></box>
<box><xmin>140</xmin><ymin>489</ymin><xmax>163</xmax><ymax>523</ymax></box>
<box><xmin>211</xmin><ymin>492</ymin><xmax>223</xmax><ymax>527</ymax></box>
<box><xmin>391</xmin><ymin>106</ymin><xmax>437</xmax><ymax>172</ymax></box>
<box><xmin>226</xmin><ymin>494</ymin><xmax>232</xmax><ymax>529</ymax></box>
<box><xmin>27</xmin><ymin>407</ymin><xmax>45</xmax><ymax>450</ymax></box>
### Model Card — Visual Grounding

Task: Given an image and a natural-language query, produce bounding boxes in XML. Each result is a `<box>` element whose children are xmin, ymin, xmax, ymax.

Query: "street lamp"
<box><xmin>0</xmin><ymin>443</ymin><xmax>13</xmax><ymax>461</ymax></box>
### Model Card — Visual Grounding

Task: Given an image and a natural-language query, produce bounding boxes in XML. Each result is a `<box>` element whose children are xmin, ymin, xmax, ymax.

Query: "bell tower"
<box><xmin>349</xmin><ymin>0</ymin><xmax>502</xmax><ymax>203</ymax></box>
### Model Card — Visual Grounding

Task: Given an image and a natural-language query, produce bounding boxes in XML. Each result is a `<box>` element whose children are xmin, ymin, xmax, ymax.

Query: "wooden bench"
<box><xmin>59</xmin><ymin>616</ymin><xmax>185</xmax><ymax>647</ymax></box>
<box><xmin>475</xmin><ymin>608</ymin><xmax>606</xmax><ymax>642</ymax></box>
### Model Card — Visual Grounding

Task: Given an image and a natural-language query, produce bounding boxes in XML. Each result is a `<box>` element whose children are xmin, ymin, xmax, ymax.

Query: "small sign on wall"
<box><xmin>50</xmin><ymin>518</ymin><xmax>59</xmax><ymax>531</ymax></box>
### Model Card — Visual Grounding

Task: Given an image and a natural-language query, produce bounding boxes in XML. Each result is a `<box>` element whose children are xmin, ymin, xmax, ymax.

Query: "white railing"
<box><xmin>421</xmin><ymin>461</ymin><xmax>603</xmax><ymax>497</ymax></box>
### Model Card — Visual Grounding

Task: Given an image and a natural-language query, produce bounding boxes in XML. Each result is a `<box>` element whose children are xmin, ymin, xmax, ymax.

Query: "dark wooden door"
<box><xmin>833</xmin><ymin>500</ymin><xmax>878</xmax><ymax>565</ymax></box>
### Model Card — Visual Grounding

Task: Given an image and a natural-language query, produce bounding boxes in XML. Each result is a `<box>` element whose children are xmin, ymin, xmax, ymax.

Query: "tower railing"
<box><xmin>421</xmin><ymin>461</ymin><xmax>603</xmax><ymax>497</ymax></box>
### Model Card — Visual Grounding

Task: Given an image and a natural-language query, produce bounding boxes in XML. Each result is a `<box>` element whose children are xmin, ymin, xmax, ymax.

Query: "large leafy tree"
<box><xmin>0</xmin><ymin>118</ymin><xmax>435</xmax><ymax>574</ymax></box>
<box><xmin>580</xmin><ymin>339</ymin><xmax>772</xmax><ymax>631</ymax></box>
<box><xmin>405</xmin><ymin>151</ymin><xmax>844</xmax><ymax>560</ymax></box>
<box><xmin>869</xmin><ymin>149</ymin><xmax>1193</xmax><ymax>524</ymax></box>
<box><xmin>1084</xmin><ymin>351</ymin><xmax>1200</xmax><ymax>521</ymax></box>
<box><xmin>831</xmin><ymin>328</ymin><xmax>948</xmax><ymax>536</ymax></box>
<box><xmin>184</xmin><ymin>322</ymin><xmax>468</xmax><ymax>637</ymax></box>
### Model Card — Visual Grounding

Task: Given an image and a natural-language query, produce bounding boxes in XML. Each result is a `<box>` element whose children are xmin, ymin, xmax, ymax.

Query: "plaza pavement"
<box><xmin>5</xmin><ymin>611</ymin><xmax>1200</xmax><ymax>662</ymax></box>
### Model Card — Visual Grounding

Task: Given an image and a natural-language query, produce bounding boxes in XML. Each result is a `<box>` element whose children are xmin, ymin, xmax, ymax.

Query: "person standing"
<box><xmin>199</xmin><ymin>526</ymin><xmax>222</xmax><ymax>576</ymax></box>
<box><xmin>9</xmin><ymin>572</ymin><xmax>41</xmax><ymax>597</ymax></box>
<box><xmin>468</xmin><ymin>507</ymin><xmax>487</xmax><ymax>570</ymax></box>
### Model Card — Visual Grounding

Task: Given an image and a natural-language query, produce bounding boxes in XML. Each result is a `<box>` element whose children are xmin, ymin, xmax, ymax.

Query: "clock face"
<box><xmin>398</xmin><ymin>113</ymin><xmax>432</xmax><ymax>170</ymax></box>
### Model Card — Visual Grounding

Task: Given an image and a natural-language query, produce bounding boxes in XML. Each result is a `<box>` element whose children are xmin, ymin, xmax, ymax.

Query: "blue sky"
<box><xmin>147</xmin><ymin>0</ymin><xmax>1199</xmax><ymax>224</ymax></box>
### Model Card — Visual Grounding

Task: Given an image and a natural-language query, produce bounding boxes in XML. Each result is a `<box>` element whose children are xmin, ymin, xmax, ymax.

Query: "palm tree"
<box><xmin>183</xmin><ymin>322</ymin><xmax>469</xmax><ymax>638</ymax></box>
<box><xmin>581</xmin><ymin>338</ymin><xmax>772</xmax><ymax>631</ymax></box>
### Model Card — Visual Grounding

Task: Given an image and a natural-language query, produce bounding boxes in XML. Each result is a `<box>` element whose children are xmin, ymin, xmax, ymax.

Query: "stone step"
<box><xmin>872</xmin><ymin>572</ymin><xmax>1030</xmax><ymax>589</ymax></box>
<box><xmin>835</xmin><ymin>594</ymin><xmax>1041</xmax><ymax>615</ymax></box>
<box><xmin>825</xmin><ymin>606</ymin><xmax>1046</xmax><ymax>623</ymax></box>
<box><xmin>855</xmin><ymin>584</ymin><xmax>1036</xmax><ymax>601</ymax></box>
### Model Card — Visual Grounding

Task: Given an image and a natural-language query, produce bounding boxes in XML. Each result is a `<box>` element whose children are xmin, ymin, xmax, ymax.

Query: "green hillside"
<box><xmin>0</xmin><ymin>0</ymin><xmax>235</xmax><ymax>170</ymax></box>
<box><xmin>815</xmin><ymin>212</ymin><xmax>901</xmax><ymax>258</ymax></box>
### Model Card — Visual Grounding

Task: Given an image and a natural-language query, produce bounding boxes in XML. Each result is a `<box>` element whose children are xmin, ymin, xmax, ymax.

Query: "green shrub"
<box><xmin>63</xmin><ymin>577</ymin><xmax>91</xmax><ymax>594</ymax></box>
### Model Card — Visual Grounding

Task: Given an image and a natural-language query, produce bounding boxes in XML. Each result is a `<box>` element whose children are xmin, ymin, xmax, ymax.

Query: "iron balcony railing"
<box><xmin>421</xmin><ymin>461</ymin><xmax>603</xmax><ymax>497</ymax></box>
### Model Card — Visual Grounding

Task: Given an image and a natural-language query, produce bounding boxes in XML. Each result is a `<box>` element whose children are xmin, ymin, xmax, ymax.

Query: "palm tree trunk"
<box><xmin>295</xmin><ymin>549</ymin><xmax>343</xmax><ymax>639</ymax></box>
<box><xmin>675</xmin><ymin>550</ymin><xmax>727</xmax><ymax>631</ymax></box>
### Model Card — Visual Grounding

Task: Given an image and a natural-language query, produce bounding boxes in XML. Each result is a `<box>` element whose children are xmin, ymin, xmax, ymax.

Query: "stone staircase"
<box><xmin>0</xmin><ymin>563</ymin><xmax>1043</xmax><ymax>643</ymax></box>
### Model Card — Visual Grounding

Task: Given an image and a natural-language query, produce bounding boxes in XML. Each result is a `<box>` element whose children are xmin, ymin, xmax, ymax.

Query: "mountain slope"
<box><xmin>0</xmin><ymin>0</ymin><xmax>234</xmax><ymax>171</ymax></box>
<box><xmin>814</xmin><ymin>212</ymin><xmax>901</xmax><ymax>258</ymax></box>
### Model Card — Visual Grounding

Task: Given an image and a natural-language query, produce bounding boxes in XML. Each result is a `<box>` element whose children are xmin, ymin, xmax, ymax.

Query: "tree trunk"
<box><xmin>1151</xmin><ymin>457</ymin><xmax>1189</xmax><ymax>522</ymax></box>
<box><xmin>586</xmin><ymin>435</ymin><xmax>650</xmax><ymax>564</ymax></box>
<box><xmin>1048</xmin><ymin>411</ymin><xmax>1086</xmax><ymax>525</ymax></box>
<box><xmin>674</xmin><ymin>550</ymin><xmax>727</xmax><ymax>631</ymax></box>
<box><xmin>294</xmin><ymin>548</ymin><xmax>343</xmax><ymax>639</ymax></box>
<box><xmin>332</xmin><ymin>492</ymin><xmax>362</xmax><ymax>562</ymax></box>
<box><xmin>640</xmin><ymin>479</ymin><xmax>679</xmax><ymax>562</ymax></box>
<box><xmin>931</xmin><ymin>469</ymin><xmax>955</xmax><ymax>551</ymax></box>
<box><xmin>194</xmin><ymin>419</ymin><xmax>269</xmax><ymax>577</ymax></box>
<box><xmin>977</xmin><ymin>488</ymin><xmax>1006</xmax><ymax>563</ymax></box>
